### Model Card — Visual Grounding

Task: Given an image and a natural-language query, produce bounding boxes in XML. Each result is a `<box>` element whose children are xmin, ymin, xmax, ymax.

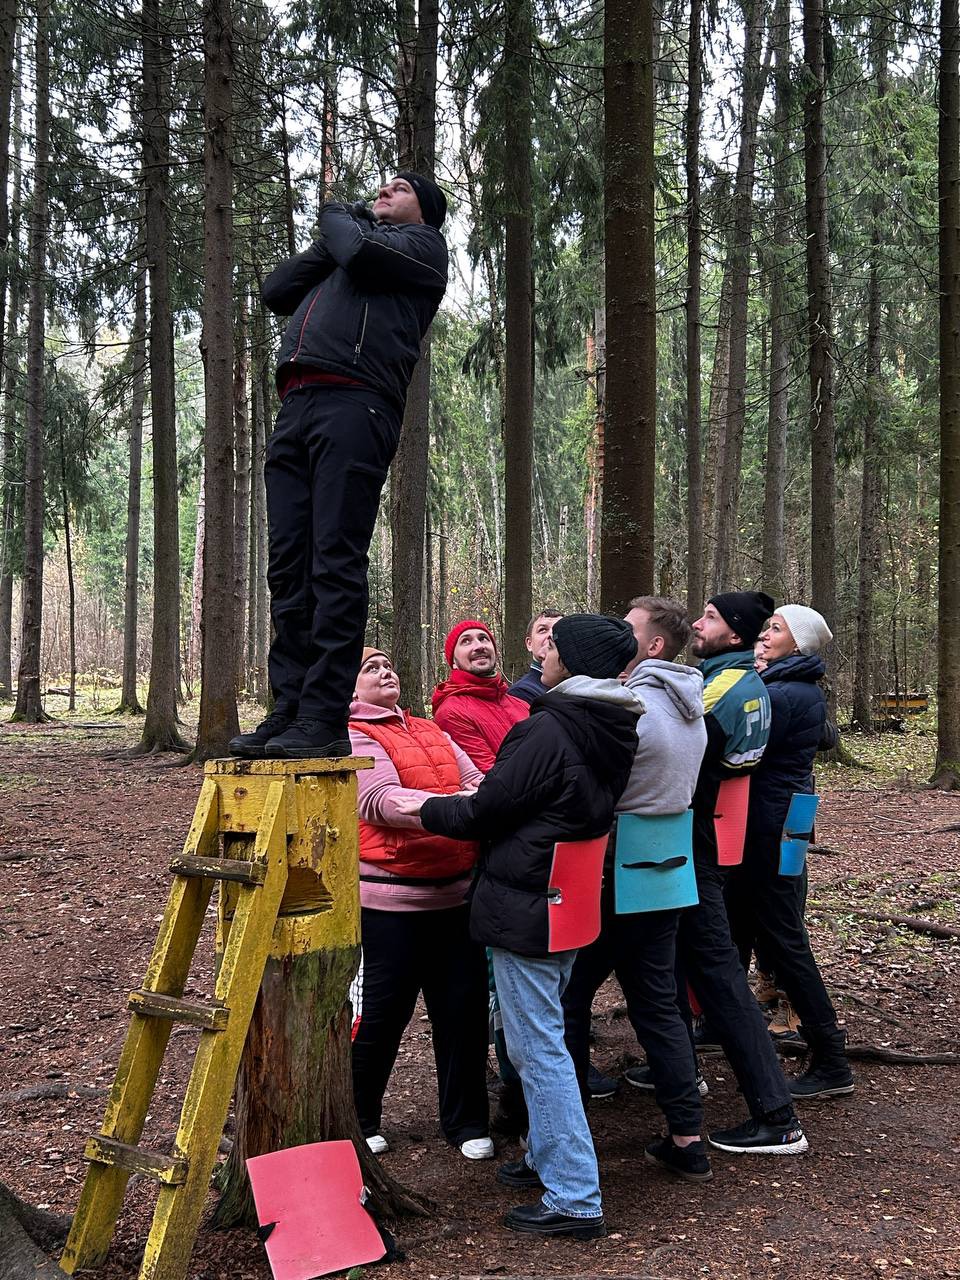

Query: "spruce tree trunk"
<box><xmin>193</xmin><ymin>0</ymin><xmax>239</xmax><ymax>760</ymax></box>
<box><xmin>601</xmin><ymin>0</ymin><xmax>656</xmax><ymax>609</ymax></box>
<box><xmin>233</xmin><ymin>292</ymin><xmax>250</xmax><ymax>694</ymax></box>
<box><xmin>852</xmin><ymin>27</ymin><xmax>888</xmax><ymax>734</ymax></box>
<box><xmin>117</xmin><ymin>254</ymin><xmax>147</xmax><ymax>715</ymax></box>
<box><xmin>761</xmin><ymin>0</ymin><xmax>790</xmax><ymax>597</ymax></box>
<box><xmin>0</xmin><ymin>51</ymin><xmax>22</xmax><ymax>702</ymax></box>
<box><xmin>501</xmin><ymin>0</ymin><xmax>533</xmax><ymax>679</ymax></box>
<box><xmin>12</xmin><ymin>0</ymin><xmax>49</xmax><ymax>724</ymax></box>
<box><xmin>59</xmin><ymin>436</ymin><xmax>76</xmax><ymax>712</ymax></box>
<box><xmin>251</xmin><ymin>300</ymin><xmax>270</xmax><ymax>702</ymax></box>
<box><xmin>0</xmin><ymin>0</ymin><xmax>17</xmax><ymax>415</ymax></box>
<box><xmin>135</xmin><ymin>0</ymin><xmax>189</xmax><ymax>753</ymax></box>
<box><xmin>685</xmin><ymin>0</ymin><xmax>703</xmax><ymax>617</ymax></box>
<box><xmin>0</xmin><ymin>1180</ymin><xmax>71</xmax><ymax>1280</ymax></box>
<box><xmin>803</xmin><ymin>0</ymin><xmax>837</xmax><ymax>695</ymax></box>
<box><xmin>711</xmin><ymin>0</ymin><xmax>770</xmax><ymax>592</ymax></box>
<box><xmin>390</xmin><ymin>0</ymin><xmax>438</xmax><ymax>715</ymax></box>
<box><xmin>933</xmin><ymin>0</ymin><xmax>960</xmax><ymax>787</ymax></box>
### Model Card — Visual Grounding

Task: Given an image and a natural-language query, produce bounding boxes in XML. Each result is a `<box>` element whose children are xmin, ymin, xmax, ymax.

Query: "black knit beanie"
<box><xmin>552</xmin><ymin>613</ymin><xmax>639</xmax><ymax>680</ymax></box>
<box><xmin>394</xmin><ymin>171</ymin><xmax>447</xmax><ymax>229</ymax></box>
<box><xmin>708</xmin><ymin>591</ymin><xmax>776</xmax><ymax>647</ymax></box>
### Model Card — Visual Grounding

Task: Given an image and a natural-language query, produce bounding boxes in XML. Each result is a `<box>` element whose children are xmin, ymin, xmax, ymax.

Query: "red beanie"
<box><xmin>444</xmin><ymin>619</ymin><xmax>496</xmax><ymax>667</ymax></box>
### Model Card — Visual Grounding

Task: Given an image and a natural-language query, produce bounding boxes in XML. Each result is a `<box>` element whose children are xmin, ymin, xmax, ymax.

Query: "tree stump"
<box><xmin>210</xmin><ymin>761</ymin><xmax>431</xmax><ymax>1227</ymax></box>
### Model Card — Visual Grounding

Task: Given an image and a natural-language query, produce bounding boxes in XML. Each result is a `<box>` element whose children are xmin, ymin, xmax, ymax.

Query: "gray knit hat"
<box><xmin>777</xmin><ymin>604</ymin><xmax>833</xmax><ymax>656</ymax></box>
<box><xmin>553</xmin><ymin>613</ymin><xmax>639</xmax><ymax>679</ymax></box>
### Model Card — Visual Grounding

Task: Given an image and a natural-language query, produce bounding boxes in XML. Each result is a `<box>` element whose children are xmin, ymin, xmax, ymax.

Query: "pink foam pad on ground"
<box><xmin>246</xmin><ymin>1139</ymin><xmax>387</xmax><ymax>1280</ymax></box>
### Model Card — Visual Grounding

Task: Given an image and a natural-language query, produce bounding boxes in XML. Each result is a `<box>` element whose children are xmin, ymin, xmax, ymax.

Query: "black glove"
<box><xmin>349</xmin><ymin>200</ymin><xmax>377</xmax><ymax>225</ymax></box>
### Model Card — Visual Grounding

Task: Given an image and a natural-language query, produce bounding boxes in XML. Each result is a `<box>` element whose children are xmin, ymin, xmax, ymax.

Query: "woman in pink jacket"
<box><xmin>348</xmin><ymin>647</ymin><xmax>493</xmax><ymax>1160</ymax></box>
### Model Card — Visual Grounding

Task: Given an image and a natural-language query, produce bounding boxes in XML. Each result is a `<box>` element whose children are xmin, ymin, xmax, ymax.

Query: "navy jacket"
<box><xmin>744</xmin><ymin>653</ymin><xmax>827</xmax><ymax>854</ymax></box>
<box><xmin>420</xmin><ymin>682</ymin><xmax>641</xmax><ymax>957</ymax></box>
<box><xmin>262</xmin><ymin>203</ymin><xmax>448</xmax><ymax>411</ymax></box>
<box><xmin>508</xmin><ymin>663</ymin><xmax>545</xmax><ymax>706</ymax></box>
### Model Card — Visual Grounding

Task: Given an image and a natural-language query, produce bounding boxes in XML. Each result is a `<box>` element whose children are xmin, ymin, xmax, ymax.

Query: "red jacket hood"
<box><xmin>431</xmin><ymin>668</ymin><xmax>514</xmax><ymax>713</ymax></box>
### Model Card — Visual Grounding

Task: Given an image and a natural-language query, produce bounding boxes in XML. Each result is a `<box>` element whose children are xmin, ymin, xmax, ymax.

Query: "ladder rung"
<box><xmin>169</xmin><ymin>854</ymin><xmax>267</xmax><ymax>885</ymax></box>
<box><xmin>128</xmin><ymin>990</ymin><xmax>229</xmax><ymax>1031</ymax></box>
<box><xmin>84</xmin><ymin>1136</ymin><xmax>188</xmax><ymax>1186</ymax></box>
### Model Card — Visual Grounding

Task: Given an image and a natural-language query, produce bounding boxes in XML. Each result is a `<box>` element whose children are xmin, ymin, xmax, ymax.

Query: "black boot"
<box><xmin>228</xmin><ymin>708</ymin><xmax>295</xmax><ymax>758</ymax></box>
<box><xmin>789</xmin><ymin>1025</ymin><xmax>854</xmax><ymax>1100</ymax></box>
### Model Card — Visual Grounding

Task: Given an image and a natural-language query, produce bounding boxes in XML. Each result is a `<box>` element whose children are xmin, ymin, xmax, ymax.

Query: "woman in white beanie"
<box><xmin>725</xmin><ymin>605</ymin><xmax>854</xmax><ymax>1100</ymax></box>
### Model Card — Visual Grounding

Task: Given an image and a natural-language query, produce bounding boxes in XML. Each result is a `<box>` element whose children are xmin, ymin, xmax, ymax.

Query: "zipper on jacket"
<box><xmin>353</xmin><ymin>302</ymin><xmax>369</xmax><ymax>364</ymax></box>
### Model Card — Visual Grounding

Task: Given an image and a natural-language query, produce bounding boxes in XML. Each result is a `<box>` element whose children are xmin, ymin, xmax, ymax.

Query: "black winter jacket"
<box><xmin>262</xmin><ymin>203</ymin><xmax>448</xmax><ymax>411</ymax></box>
<box><xmin>744</xmin><ymin>653</ymin><xmax>827</xmax><ymax>855</ymax></box>
<box><xmin>420</xmin><ymin>679</ymin><xmax>643</xmax><ymax>957</ymax></box>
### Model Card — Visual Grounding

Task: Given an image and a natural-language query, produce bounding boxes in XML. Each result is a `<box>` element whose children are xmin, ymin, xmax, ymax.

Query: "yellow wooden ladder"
<box><xmin>60</xmin><ymin>768</ymin><xmax>295</xmax><ymax>1280</ymax></box>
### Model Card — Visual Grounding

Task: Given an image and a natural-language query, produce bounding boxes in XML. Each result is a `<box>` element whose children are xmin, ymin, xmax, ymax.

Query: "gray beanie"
<box><xmin>777</xmin><ymin>604</ymin><xmax>833</xmax><ymax>656</ymax></box>
<box><xmin>552</xmin><ymin>613</ymin><xmax>639</xmax><ymax>679</ymax></box>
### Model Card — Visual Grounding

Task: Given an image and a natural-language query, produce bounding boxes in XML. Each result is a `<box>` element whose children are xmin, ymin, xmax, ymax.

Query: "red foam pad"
<box><xmin>546</xmin><ymin>835</ymin><xmax>609</xmax><ymax>952</ymax></box>
<box><xmin>246</xmin><ymin>1140</ymin><xmax>386</xmax><ymax>1280</ymax></box>
<box><xmin>714</xmin><ymin>776</ymin><xmax>750</xmax><ymax>867</ymax></box>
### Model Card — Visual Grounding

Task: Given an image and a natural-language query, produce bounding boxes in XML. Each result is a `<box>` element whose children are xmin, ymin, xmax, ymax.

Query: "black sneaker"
<box><xmin>708</xmin><ymin>1115</ymin><xmax>809</xmax><ymax>1155</ymax></box>
<box><xmin>692</xmin><ymin>1016</ymin><xmax>722</xmax><ymax>1053</ymax></box>
<box><xmin>644</xmin><ymin>1135</ymin><xmax>713</xmax><ymax>1183</ymax></box>
<box><xmin>587</xmin><ymin>1063</ymin><xmax>619</xmax><ymax>1100</ymax></box>
<box><xmin>228</xmin><ymin>709</ymin><xmax>294</xmax><ymax>758</ymax></box>
<box><xmin>789</xmin><ymin>1062</ymin><xmax>854</xmax><ymax>1100</ymax></box>
<box><xmin>503</xmin><ymin>1203</ymin><xmax>606</xmax><ymax>1239</ymax></box>
<box><xmin>496</xmin><ymin>1158</ymin><xmax>543</xmax><ymax>1189</ymax></box>
<box><xmin>624</xmin><ymin>1063</ymin><xmax>709</xmax><ymax>1098</ymax></box>
<box><xmin>264</xmin><ymin>717</ymin><xmax>351</xmax><ymax>759</ymax></box>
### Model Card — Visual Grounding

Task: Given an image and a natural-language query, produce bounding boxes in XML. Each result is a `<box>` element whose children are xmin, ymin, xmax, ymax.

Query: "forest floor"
<box><xmin>1</xmin><ymin>699</ymin><xmax>959</xmax><ymax>1280</ymax></box>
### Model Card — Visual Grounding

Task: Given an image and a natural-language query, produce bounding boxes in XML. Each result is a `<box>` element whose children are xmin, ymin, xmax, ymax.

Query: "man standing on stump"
<box><xmin>230</xmin><ymin>174</ymin><xmax>449</xmax><ymax>759</ymax></box>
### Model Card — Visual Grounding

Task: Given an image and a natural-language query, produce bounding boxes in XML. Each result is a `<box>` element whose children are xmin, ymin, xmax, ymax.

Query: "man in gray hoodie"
<box><xmin>562</xmin><ymin>597</ymin><xmax>711</xmax><ymax>1182</ymax></box>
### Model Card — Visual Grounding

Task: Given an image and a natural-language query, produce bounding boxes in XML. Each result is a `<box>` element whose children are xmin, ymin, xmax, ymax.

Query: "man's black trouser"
<box><xmin>725</xmin><ymin>841</ymin><xmax>838</xmax><ymax>1040</ymax></box>
<box><xmin>265</xmin><ymin>384</ymin><xmax>401</xmax><ymax>726</ymax></box>
<box><xmin>351</xmin><ymin>905</ymin><xmax>490</xmax><ymax>1144</ymax></box>
<box><xmin>676</xmin><ymin>853</ymin><xmax>793</xmax><ymax>1118</ymax></box>
<box><xmin>562</xmin><ymin>875</ymin><xmax>703</xmax><ymax>1136</ymax></box>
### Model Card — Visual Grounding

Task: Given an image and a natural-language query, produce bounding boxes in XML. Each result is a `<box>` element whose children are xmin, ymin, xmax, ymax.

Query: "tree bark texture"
<box><xmin>501</xmin><ymin>0</ymin><xmax>533</xmax><ymax>679</ymax></box>
<box><xmin>934</xmin><ymin>0</ymin><xmax>960</xmax><ymax>786</ymax></box>
<box><xmin>601</xmin><ymin>0</ymin><xmax>657</xmax><ymax>610</ymax></box>
<box><xmin>233</xmin><ymin>292</ymin><xmax>251</xmax><ymax>692</ymax></box>
<box><xmin>711</xmin><ymin>0</ymin><xmax>770</xmax><ymax>592</ymax></box>
<box><xmin>118</xmin><ymin>254</ymin><xmax>147</xmax><ymax>715</ymax></box>
<box><xmin>0</xmin><ymin>55</ymin><xmax>22</xmax><ymax>702</ymax></box>
<box><xmin>390</xmin><ymin>0</ymin><xmax>438</xmax><ymax>713</ymax></box>
<box><xmin>761</xmin><ymin>0</ymin><xmax>790</xmax><ymax>597</ymax></box>
<box><xmin>136</xmin><ymin>0</ymin><xmax>188</xmax><ymax>753</ymax></box>
<box><xmin>0</xmin><ymin>1180</ymin><xmax>71</xmax><ymax>1280</ymax></box>
<box><xmin>803</xmin><ymin>0</ymin><xmax>838</xmax><ymax>657</ymax></box>
<box><xmin>12</xmin><ymin>0</ymin><xmax>49</xmax><ymax>724</ymax></box>
<box><xmin>852</xmin><ymin>29</ymin><xmax>888</xmax><ymax>733</ymax></box>
<box><xmin>685</xmin><ymin>0</ymin><xmax>704</xmax><ymax>618</ymax></box>
<box><xmin>194</xmin><ymin>0</ymin><xmax>239</xmax><ymax>760</ymax></box>
<box><xmin>0</xmin><ymin>0</ymin><xmax>17</xmax><ymax>427</ymax></box>
<box><xmin>59</xmin><ymin>436</ymin><xmax>76</xmax><ymax>711</ymax></box>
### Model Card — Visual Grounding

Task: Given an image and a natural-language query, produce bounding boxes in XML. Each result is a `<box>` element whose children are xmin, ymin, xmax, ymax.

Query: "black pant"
<box><xmin>725</xmin><ymin>842</ymin><xmax>838</xmax><ymax>1038</ymax></box>
<box><xmin>563</xmin><ymin>878</ymin><xmax>703</xmax><ymax>1135</ymax></box>
<box><xmin>265</xmin><ymin>385</ymin><xmax>400</xmax><ymax>725</ymax></box>
<box><xmin>351</xmin><ymin>905</ymin><xmax>490</xmax><ymax>1144</ymax></box>
<box><xmin>676</xmin><ymin>854</ymin><xmax>793</xmax><ymax>1118</ymax></box>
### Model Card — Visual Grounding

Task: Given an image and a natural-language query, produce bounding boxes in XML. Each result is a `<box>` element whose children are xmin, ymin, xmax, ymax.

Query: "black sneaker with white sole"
<box><xmin>708</xmin><ymin>1115</ymin><xmax>809</xmax><ymax>1155</ymax></box>
<box><xmin>624</xmin><ymin>1063</ymin><xmax>709</xmax><ymax>1098</ymax></box>
<box><xmin>587</xmin><ymin>1063</ymin><xmax>619</xmax><ymax>1099</ymax></box>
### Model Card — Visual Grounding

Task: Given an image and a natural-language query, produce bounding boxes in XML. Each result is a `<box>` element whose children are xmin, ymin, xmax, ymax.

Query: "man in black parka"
<box><xmin>397</xmin><ymin>614</ymin><xmax>644</xmax><ymax>1239</ymax></box>
<box><xmin>230</xmin><ymin>174</ymin><xmax>448</xmax><ymax>759</ymax></box>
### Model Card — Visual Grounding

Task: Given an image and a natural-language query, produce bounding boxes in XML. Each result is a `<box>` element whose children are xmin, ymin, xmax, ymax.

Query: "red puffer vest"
<box><xmin>350</xmin><ymin>712</ymin><xmax>479</xmax><ymax>879</ymax></box>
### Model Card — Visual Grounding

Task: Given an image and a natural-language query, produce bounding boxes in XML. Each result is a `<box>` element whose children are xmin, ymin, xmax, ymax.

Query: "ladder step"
<box><xmin>128</xmin><ymin>991</ymin><xmax>229</xmax><ymax>1031</ymax></box>
<box><xmin>169</xmin><ymin>854</ymin><xmax>267</xmax><ymax>885</ymax></box>
<box><xmin>84</xmin><ymin>1136</ymin><xmax>188</xmax><ymax>1186</ymax></box>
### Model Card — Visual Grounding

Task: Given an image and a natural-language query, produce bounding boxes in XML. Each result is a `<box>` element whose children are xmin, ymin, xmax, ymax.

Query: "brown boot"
<box><xmin>769</xmin><ymin>997</ymin><xmax>804</xmax><ymax>1047</ymax></box>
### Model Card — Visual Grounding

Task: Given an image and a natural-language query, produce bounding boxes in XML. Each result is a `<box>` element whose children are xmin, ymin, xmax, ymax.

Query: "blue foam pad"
<box><xmin>779</xmin><ymin>792</ymin><xmax>820</xmax><ymax>876</ymax></box>
<box><xmin>614</xmin><ymin>811</ymin><xmax>698</xmax><ymax>915</ymax></box>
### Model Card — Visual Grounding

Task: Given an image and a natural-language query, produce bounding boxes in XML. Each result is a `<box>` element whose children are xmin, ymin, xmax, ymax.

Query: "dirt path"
<box><xmin>1</xmin><ymin>720</ymin><xmax>959</xmax><ymax>1280</ymax></box>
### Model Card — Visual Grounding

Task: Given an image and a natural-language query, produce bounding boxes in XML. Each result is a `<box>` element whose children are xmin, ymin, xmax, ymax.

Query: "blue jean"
<box><xmin>491</xmin><ymin>948</ymin><xmax>602</xmax><ymax>1218</ymax></box>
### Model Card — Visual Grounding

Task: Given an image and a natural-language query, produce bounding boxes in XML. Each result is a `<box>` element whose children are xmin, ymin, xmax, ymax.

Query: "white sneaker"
<box><xmin>460</xmin><ymin>1137</ymin><xmax>495</xmax><ymax>1160</ymax></box>
<box><xmin>365</xmin><ymin>1133</ymin><xmax>389</xmax><ymax>1154</ymax></box>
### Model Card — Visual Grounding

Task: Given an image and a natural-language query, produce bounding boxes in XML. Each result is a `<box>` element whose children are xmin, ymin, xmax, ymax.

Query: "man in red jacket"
<box><xmin>431</xmin><ymin>620</ymin><xmax>529</xmax><ymax>773</ymax></box>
